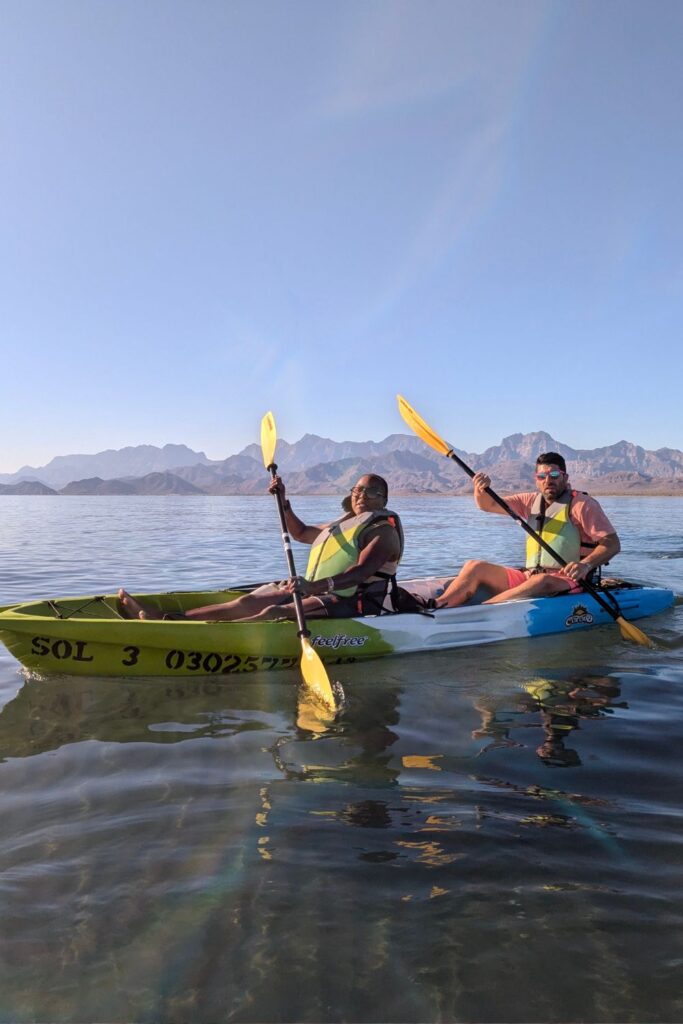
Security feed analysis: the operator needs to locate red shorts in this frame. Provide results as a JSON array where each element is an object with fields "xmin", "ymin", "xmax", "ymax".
[{"xmin": 505, "ymin": 567, "xmax": 582, "ymax": 595}]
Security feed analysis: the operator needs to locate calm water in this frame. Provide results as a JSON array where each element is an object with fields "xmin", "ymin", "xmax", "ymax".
[{"xmin": 1, "ymin": 496, "xmax": 682, "ymax": 1024}]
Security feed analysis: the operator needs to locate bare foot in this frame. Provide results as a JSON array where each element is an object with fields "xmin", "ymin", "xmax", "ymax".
[{"xmin": 118, "ymin": 589, "xmax": 162, "ymax": 620}]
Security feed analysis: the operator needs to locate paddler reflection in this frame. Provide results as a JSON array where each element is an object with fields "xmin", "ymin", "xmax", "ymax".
[{"xmin": 472, "ymin": 674, "xmax": 627, "ymax": 768}]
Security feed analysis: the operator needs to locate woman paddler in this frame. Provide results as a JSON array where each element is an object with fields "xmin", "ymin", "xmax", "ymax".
[{"xmin": 118, "ymin": 474, "xmax": 405, "ymax": 622}]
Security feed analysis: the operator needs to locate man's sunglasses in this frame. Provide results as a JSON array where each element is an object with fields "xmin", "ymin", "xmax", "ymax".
[
  {"xmin": 535, "ymin": 470, "xmax": 564, "ymax": 480},
  {"xmin": 351, "ymin": 486, "xmax": 384, "ymax": 499}
]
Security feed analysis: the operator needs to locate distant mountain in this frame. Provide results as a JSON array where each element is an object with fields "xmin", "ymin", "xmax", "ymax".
[
  {"xmin": 263, "ymin": 450, "xmax": 464, "ymax": 496},
  {"xmin": 172, "ymin": 454, "xmax": 264, "ymax": 489},
  {"xmin": 238, "ymin": 432, "xmax": 457, "ymax": 472},
  {"xmin": 60, "ymin": 473, "xmax": 205, "ymax": 496},
  {"xmin": 474, "ymin": 433, "xmax": 683, "ymax": 479},
  {"xmin": 60, "ymin": 477, "xmax": 137, "ymax": 496},
  {"xmin": 3, "ymin": 433, "xmax": 683, "ymax": 495},
  {"xmin": 0, "ymin": 444, "xmax": 211, "ymax": 489},
  {"xmin": 0, "ymin": 480, "xmax": 58, "ymax": 495}
]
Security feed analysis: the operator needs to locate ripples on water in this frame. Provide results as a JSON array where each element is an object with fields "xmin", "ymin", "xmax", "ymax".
[{"xmin": 1, "ymin": 496, "xmax": 682, "ymax": 1023}]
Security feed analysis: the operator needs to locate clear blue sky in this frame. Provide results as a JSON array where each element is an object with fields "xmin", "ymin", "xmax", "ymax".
[{"xmin": 2, "ymin": 0, "xmax": 682, "ymax": 473}]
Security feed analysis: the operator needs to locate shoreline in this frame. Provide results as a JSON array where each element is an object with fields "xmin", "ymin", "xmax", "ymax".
[{"xmin": 3, "ymin": 490, "xmax": 683, "ymax": 499}]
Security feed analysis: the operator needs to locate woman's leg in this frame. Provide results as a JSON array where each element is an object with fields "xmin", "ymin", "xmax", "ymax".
[
  {"xmin": 182, "ymin": 591, "xmax": 292, "ymax": 621},
  {"xmin": 118, "ymin": 590, "xmax": 159, "ymax": 618},
  {"xmin": 238, "ymin": 596, "xmax": 328, "ymax": 622},
  {"xmin": 118, "ymin": 587, "xmax": 291, "ymax": 621}
]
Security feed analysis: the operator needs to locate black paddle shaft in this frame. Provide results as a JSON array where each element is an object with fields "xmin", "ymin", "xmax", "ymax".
[
  {"xmin": 445, "ymin": 448, "xmax": 621, "ymax": 623},
  {"xmin": 267, "ymin": 462, "xmax": 311, "ymax": 640}
]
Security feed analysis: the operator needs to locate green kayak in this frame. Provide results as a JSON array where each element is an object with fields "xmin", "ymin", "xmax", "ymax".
[{"xmin": 0, "ymin": 578, "xmax": 674, "ymax": 678}]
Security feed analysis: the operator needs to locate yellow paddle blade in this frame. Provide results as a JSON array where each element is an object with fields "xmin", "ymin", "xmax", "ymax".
[
  {"xmin": 260, "ymin": 411, "xmax": 277, "ymax": 469},
  {"xmin": 617, "ymin": 616, "xmax": 655, "ymax": 648},
  {"xmin": 397, "ymin": 394, "xmax": 453, "ymax": 457},
  {"xmin": 300, "ymin": 637, "xmax": 337, "ymax": 715}
]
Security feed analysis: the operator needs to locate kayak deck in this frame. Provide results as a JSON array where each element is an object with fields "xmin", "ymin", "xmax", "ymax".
[{"xmin": 0, "ymin": 579, "xmax": 674, "ymax": 678}]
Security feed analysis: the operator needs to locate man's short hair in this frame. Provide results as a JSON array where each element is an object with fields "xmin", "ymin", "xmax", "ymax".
[{"xmin": 536, "ymin": 452, "xmax": 567, "ymax": 472}]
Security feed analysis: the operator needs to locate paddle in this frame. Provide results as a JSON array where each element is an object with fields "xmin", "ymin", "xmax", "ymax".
[
  {"xmin": 260, "ymin": 412, "xmax": 339, "ymax": 713},
  {"xmin": 397, "ymin": 394, "xmax": 654, "ymax": 648}
]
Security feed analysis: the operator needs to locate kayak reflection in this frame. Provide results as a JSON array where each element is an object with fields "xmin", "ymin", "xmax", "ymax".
[{"xmin": 0, "ymin": 672, "xmax": 297, "ymax": 761}]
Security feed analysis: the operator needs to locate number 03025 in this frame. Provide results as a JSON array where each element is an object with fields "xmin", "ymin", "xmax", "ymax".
[{"xmin": 163, "ymin": 650, "xmax": 297, "ymax": 673}]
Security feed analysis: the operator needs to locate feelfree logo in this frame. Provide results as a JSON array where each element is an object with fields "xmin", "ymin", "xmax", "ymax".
[{"xmin": 311, "ymin": 634, "xmax": 368, "ymax": 649}]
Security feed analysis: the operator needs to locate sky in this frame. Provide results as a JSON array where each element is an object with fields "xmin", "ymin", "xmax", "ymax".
[{"xmin": 1, "ymin": 0, "xmax": 682, "ymax": 473}]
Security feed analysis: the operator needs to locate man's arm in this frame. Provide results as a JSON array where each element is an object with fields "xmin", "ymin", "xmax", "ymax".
[{"xmin": 472, "ymin": 472, "xmax": 516, "ymax": 514}]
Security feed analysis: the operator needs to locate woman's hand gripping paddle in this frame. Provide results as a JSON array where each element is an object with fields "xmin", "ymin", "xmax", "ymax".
[
  {"xmin": 396, "ymin": 395, "xmax": 654, "ymax": 648},
  {"xmin": 260, "ymin": 412, "xmax": 340, "ymax": 713}
]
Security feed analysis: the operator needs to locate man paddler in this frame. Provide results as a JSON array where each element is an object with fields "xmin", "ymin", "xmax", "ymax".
[
  {"xmin": 119, "ymin": 474, "xmax": 404, "ymax": 621},
  {"xmin": 434, "ymin": 452, "xmax": 620, "ymax": 608}
]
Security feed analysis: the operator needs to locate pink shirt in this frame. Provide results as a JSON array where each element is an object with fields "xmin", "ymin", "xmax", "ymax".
[{"xmin": 504, "ymin": 491, "xmax": 617, "ymax": 545}]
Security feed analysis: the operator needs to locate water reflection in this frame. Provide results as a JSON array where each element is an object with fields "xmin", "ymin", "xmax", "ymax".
[
  {"xmin": 1, "ymin": 661, "xmax": 682, "ymax": 1022},
  {"xmin": 276, "ymin": 677, "xmax": 402, "ymax": 788},
  {"xmin": 471, "ymin": 673, "xmax": 628, "ymax": 768},
  {"xmin": 0, "ymin": 673, "xmax": 291, "ymax": 760}
]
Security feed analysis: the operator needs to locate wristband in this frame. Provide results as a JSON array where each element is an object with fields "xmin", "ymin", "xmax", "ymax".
[{"xmin": 326, "ymin": 576, "xmax": 336, "ymax": 594}]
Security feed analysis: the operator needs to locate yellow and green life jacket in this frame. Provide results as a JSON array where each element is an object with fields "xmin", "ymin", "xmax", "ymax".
[
  {"xmin": 525, "ymin": 490, "xmax": 597, "ymax": 569},
  {"xmin": 305, "ymin": 509, "xmax": 404, "ymax": 597}
]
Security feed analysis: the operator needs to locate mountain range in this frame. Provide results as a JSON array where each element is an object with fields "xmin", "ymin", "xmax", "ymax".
[{"xmin": 1, "ymin": 433, "xmax": 683, "ymax": 496}]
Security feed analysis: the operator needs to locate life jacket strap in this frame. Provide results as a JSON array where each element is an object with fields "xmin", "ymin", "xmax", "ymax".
[
  {"xmin": 353, "ymin": 573, "xmax": 435, "ymax": 617},
  {"xmin": 355, "ymin": 572, "xmax": 395, "ymax": 615}
]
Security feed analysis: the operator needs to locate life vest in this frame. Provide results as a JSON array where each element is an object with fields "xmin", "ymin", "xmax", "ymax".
[
  {"xmin": 525, "ymin": 489, "xmax": 597, "ymax": 570},
  {"xmin": 305, "ymin": 509, "xmax": 404, "ymax": 597}
]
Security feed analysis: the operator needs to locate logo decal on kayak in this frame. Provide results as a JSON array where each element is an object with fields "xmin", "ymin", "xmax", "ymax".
[
  {"xmin": 565, "ymin": 604, "xmax": 594, "ymax": 627},
  {"xmin": 311, "ymin": 633, "xmax": 368, "ymax": 650}
]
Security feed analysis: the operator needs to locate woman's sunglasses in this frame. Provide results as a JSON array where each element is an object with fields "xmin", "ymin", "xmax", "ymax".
[{"xmin": 351, "ymin": 486, "xmax": 384, "ymax": 499}]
